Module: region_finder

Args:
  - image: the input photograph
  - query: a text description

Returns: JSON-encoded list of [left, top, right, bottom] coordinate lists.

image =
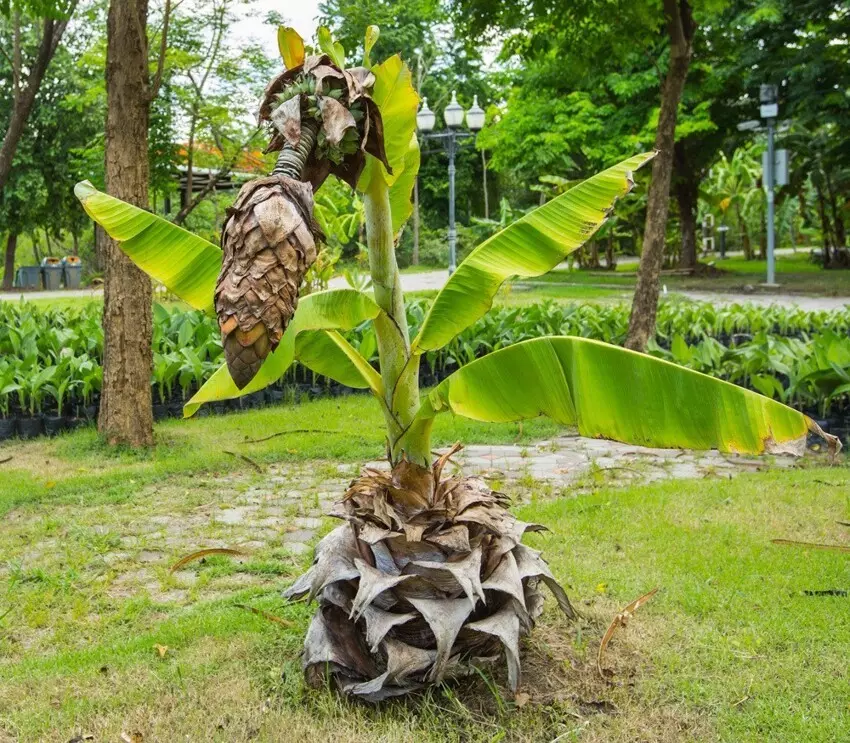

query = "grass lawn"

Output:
[[1, 395, 848, 741], [538, 252, 850, 296], [406, 283, 629, 306]]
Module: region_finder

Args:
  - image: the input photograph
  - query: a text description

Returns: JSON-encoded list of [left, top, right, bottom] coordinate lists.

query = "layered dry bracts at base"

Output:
[[284, 447, 575, 701], [215, 177, 322, 389]]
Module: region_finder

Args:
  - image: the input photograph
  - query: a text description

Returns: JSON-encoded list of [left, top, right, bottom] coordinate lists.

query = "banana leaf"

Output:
[[412, 152, 655, 354], [407, 336, 837, 456], [74, 181, 221, 313], [184, 289, 382, 416], [357, 54, 419, 192]]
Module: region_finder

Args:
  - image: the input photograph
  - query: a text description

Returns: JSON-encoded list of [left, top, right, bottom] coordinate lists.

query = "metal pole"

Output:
[[412, 176, 420, 265], [766, 118, 776, 284], [447, 131, 457, 275]]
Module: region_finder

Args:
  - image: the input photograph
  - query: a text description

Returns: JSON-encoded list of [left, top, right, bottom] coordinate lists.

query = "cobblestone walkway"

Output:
[[263, 435, 799, 555], [1, 437, 800, 622]]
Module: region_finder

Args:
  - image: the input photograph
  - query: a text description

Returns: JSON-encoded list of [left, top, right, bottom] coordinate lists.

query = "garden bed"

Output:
[[2, 298, 849, 445]]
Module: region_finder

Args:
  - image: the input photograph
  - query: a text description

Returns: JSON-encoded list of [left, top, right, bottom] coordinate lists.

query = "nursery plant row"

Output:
[[1, 299, 848, 442]]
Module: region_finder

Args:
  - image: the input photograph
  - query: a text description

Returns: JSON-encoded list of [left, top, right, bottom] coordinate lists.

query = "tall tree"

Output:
[[0, 0, 77, 194], [165, 0, 273, 226], [625, 0, 695, 350], [98, 0, 170, 446], [452, 0, 710, 350]]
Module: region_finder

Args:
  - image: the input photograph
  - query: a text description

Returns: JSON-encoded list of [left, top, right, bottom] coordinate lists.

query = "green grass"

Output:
[[0, 294, 103, 310], [523, 468, 850, 742], [536, 252, 850, 297], [0, 393, 562, 518], [0, 391, 848, 741], [400, 263, 444, 274]]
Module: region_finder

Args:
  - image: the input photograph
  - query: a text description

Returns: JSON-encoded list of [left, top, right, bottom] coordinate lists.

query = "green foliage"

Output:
[[0, 5, 104, 250], [412, 152, 655, 353], [5, 296, 848, 435], [410, 335, 811, 455], [75, 181, 222, 312]]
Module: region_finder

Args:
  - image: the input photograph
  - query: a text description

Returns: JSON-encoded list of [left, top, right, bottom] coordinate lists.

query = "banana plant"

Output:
[[75, 26, 840, 702]]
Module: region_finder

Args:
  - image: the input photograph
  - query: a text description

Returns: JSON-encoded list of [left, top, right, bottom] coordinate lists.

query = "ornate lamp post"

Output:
[[417, 92, 485, 274]]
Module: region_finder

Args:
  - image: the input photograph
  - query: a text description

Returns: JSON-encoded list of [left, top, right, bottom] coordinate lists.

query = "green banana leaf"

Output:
[[357, 54, 419, 193], [411, 152, 656, 354], [295, 330, 383, 392], [388, 133, 420, 234], [183, 288, 381, 417], [74, 181, 222, 313], [409, 336, 825, 456]]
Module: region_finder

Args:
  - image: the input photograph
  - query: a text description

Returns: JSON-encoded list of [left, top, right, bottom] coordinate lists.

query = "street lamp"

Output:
[[416, 91, 484, 274], [760, 84, 779, 286], [736, 85, 788, 286]]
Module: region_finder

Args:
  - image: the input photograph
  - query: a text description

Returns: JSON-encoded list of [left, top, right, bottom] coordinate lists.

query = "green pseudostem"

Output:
[[363, 176, 427, 467], [271, 102, 427, 467]]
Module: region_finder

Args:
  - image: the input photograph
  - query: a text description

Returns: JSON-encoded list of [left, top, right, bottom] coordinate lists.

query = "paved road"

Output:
[[0, 287, 104, 302], [4, 260, 848, 313]]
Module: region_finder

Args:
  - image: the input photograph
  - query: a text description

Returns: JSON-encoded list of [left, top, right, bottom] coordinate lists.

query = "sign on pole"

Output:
[[762, 149, 789, 187]]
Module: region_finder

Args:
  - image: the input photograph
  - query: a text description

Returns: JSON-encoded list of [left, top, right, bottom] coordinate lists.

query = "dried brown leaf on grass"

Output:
[[234, 603, 295, 627], [771, 539, 850, 553], [170, 548, 245, 573], [222, 450, 264, 472], [596, 587, 658, 680]]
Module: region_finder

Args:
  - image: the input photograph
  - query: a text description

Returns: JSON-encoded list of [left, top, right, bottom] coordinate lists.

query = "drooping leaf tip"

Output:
[[73, 180, 96, 202]]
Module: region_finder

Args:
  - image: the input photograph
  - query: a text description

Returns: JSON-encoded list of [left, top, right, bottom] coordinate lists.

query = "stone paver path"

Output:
[[431, 435, 797, 491], [1, 436, 803, 638]]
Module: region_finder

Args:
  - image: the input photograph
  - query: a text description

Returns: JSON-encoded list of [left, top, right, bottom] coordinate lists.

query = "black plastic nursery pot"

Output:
[[246, 391, 265, 408], [43, 415, 68, 437], [18, 417, 44, 440], [266, 389, 285, 404], [66, 417, 86, 431], [0, 418, 16, 441]]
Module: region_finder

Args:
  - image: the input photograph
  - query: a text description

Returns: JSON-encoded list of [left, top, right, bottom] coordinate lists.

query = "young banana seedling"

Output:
[[75, 25, 839, 702]]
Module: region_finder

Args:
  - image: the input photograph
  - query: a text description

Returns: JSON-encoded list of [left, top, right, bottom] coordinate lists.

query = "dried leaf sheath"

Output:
[[285, 450, 575, 701], [215, 176, 323, 389]]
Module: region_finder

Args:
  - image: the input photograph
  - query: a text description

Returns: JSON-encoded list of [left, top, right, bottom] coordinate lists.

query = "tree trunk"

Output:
[[3, 234, 17, 291], [184, 110, 197, 209], [0, 14, 73, 193], [588, 240, 601, 269], [99, 0, 154, 447], [625, 0, 694, 352], [737, 203, 752, 259], [93, 224, 108, 272], [674, 143, 698, 269], [826, 173, 846, 248], [606, 233, 616, 270]]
